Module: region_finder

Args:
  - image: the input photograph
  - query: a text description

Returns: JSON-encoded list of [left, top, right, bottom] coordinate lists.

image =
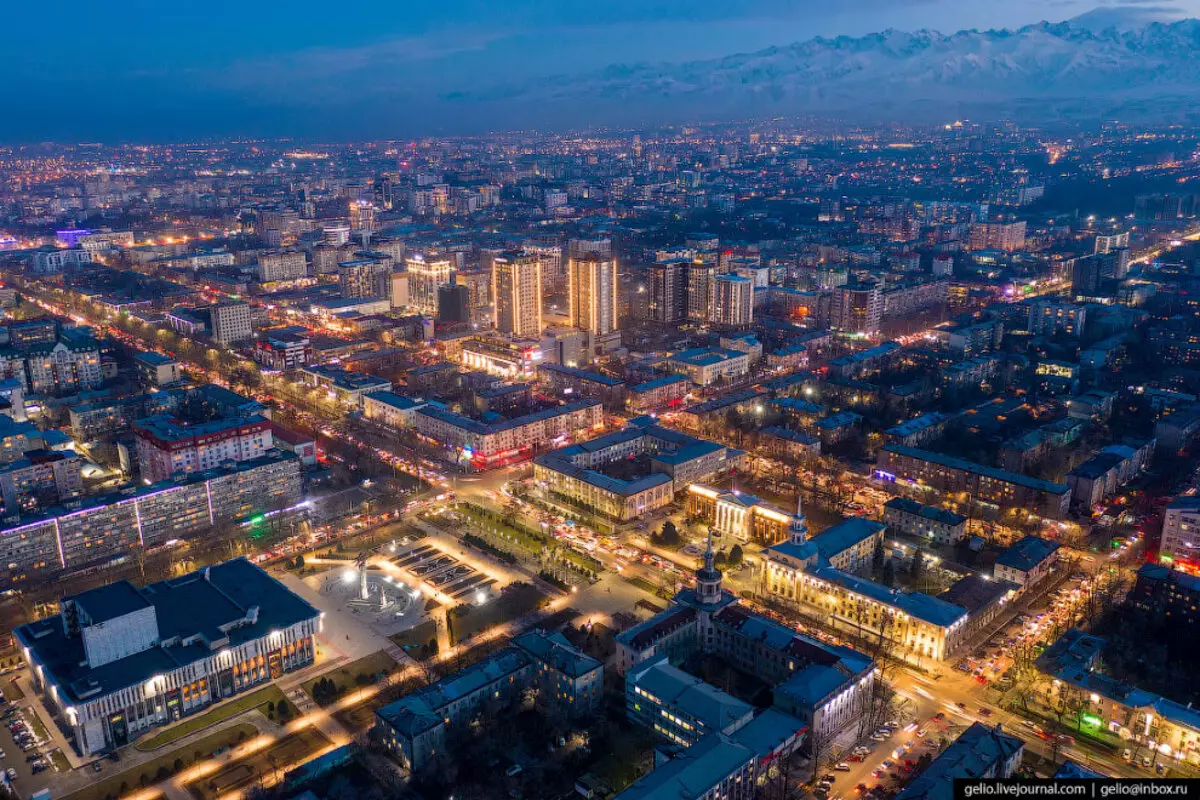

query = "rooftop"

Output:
[[896, 723, 1024, 800], [512, 630, 602, 679], [994, 536, 1060, 573], [881, 444, 1070, 495], [628, 659, 753, 733], [537, 363, 624, 387], [884, 496, 966, 527], [17, 559, 319, 705], [809, 565, 969, 628], [377, 647, 532, 737]]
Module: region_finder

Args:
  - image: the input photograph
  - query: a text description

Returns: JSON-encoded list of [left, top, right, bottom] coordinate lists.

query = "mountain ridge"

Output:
[[444, 18, 1200, 124]]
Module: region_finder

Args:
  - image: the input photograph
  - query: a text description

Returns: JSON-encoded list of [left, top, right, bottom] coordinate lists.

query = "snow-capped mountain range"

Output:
[[449, 19, 1200, 124]]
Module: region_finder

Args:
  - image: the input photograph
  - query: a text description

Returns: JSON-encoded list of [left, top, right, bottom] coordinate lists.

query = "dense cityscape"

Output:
[[0, 82, 1198, 800]]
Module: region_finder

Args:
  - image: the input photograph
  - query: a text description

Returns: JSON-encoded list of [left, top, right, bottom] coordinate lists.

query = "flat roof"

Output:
[[537, 363, 624, 387], [18, 559, 318, 704], [629, 374, 689, 393]]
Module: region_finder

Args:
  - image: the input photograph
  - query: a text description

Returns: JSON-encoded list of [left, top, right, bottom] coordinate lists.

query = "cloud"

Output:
[[1069, 1, 1189, 28], [207, 30, 506, 102]]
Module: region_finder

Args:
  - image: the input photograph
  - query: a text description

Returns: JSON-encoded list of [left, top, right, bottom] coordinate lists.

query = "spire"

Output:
[[789, 493, 808, 545], [695, 526, 724, 605]]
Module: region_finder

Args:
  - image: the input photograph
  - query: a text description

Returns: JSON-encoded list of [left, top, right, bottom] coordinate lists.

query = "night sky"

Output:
[[4, 0, 1195, 141]]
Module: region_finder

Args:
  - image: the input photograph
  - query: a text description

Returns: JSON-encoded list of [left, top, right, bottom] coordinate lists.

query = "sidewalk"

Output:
[[15, 672, 84, 770]]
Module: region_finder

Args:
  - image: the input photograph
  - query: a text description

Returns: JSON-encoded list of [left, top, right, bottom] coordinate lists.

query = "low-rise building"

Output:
[[627, 374, 690, 413], [876, 444, 1071, 519], [416, 399, 604, 470], [299, 365, 392, 408], [133, 352, 181, 387], [1130, 563, 1200, 630], [376, 630, 601, 772], [993, 535, 1060, 589], [882, 497, 967, 545], [667, 348, 752, 387], [536, 363, 626, 411], [534, 421, 741, 520], [895, 723, 1024, 800], [884, 413, 950, 448], [16, 558, 319, 755], [759, 426, 821, 461], [685, 485, 799, 545], [626, 657, 754, 747], [362, 391, 430, 430]]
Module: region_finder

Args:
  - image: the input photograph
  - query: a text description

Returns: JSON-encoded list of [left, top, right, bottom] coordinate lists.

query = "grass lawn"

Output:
[[187, 727, 332, 800], [388, 620, 438, 658], [48, 748, 70, 773], [25, 706, 50, 741], [332, 702, 378, 733], [5, 678, 24, 700], [300, 650, 397, 702], [136, 685, 286, 751], [625, 576, 659, 595], [62, 724, 258, 800], [448, 583, 548, 644], [458, 505, 546, 554]]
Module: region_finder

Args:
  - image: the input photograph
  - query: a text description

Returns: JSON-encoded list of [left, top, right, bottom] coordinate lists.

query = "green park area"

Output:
[[388, 619, 439, 659], [136, 685, 286, 751], [447, 582, 548, 644], [187, 727, 332, 800], [63, 724, 259, 800], [301, 650, 397, 706]]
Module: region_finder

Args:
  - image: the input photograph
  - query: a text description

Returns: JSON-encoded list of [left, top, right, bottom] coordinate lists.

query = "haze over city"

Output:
[[0, 4, 1199, 800], [8, 0, 1200, 139]]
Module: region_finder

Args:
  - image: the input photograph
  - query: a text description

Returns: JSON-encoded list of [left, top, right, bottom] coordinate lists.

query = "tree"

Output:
[[872, 537, 885, 578], [656, 520, 680, 547], [881, 560, 896, 588], [910, 547, 926, 587], [293, 554, 305, 571], [728, 544, 744, 566]]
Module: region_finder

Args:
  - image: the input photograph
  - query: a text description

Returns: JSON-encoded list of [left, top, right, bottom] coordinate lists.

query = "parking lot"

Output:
[[0, 694, 62, 796]]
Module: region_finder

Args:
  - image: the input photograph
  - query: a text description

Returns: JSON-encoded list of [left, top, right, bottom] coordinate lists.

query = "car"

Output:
[[1141, 756, 1153, 768], [5, 768, 15, 781], [956, 702, 967, 710], [836, 763, 852, 771], [979, 707, 993, 717], [871, 769, 884, 779], [822, 774, 837, 784], [92, 762, 103, 773], [849, 755, 865, 762], [856, 784, 869, 794], [1057, 735, 1074, 745], [884, 720, 899, 729], [932, 712, 945, 721], [917, 729, 927, 738], [882, 760, 894, 769], [1021, 720, 1037, 729], [1123, 749, 1133, 762], [871, 735, 887, 742]]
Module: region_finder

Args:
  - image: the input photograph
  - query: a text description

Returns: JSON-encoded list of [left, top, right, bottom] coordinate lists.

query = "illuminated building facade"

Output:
[[16, 558, 319, 755], [685, 485, 797, 545], [493, 252, 543, 338]]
